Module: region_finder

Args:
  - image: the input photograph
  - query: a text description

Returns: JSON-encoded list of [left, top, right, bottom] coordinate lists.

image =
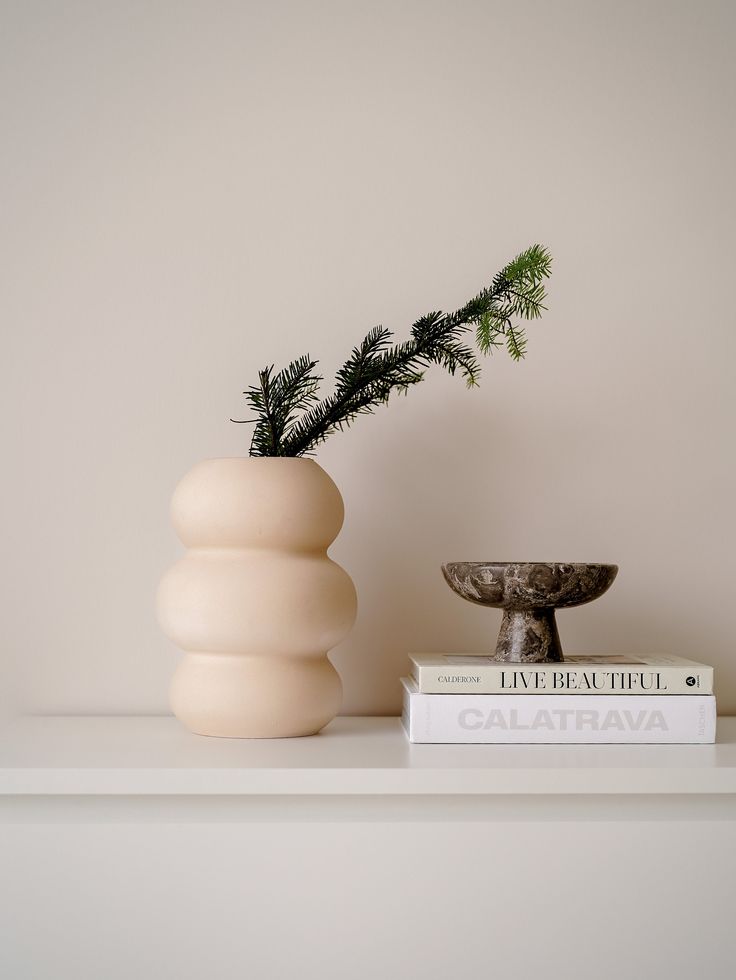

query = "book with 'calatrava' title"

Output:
[[409, 654, 713, 695], [400, 677, 717, 744]]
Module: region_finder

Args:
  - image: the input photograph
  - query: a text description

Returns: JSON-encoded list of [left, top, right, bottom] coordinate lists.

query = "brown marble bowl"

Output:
[[441, 562, 618, 663]]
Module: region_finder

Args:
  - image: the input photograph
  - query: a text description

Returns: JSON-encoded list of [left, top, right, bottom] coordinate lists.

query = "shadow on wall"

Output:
[[327, 395, 531, 714], [326, 394, 729, 715]]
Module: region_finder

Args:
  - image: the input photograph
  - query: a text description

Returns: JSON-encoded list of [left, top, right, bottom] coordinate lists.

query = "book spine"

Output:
[[411, 664, 713, 695], [402, 685, 717, 744]]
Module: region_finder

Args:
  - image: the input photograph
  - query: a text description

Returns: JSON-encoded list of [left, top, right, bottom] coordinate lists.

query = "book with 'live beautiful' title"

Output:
[[409, 654, 714, 695]]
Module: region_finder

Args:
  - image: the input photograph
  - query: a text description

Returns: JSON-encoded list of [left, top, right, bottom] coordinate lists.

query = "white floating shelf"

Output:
[[1, 716, 735, 797]]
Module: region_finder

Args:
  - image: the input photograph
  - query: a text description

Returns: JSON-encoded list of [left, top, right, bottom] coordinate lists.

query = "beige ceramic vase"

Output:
[[157, 458, 357, 737]]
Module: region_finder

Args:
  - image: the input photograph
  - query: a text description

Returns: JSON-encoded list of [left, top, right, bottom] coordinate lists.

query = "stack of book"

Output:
[[402, 654, 716, 743]]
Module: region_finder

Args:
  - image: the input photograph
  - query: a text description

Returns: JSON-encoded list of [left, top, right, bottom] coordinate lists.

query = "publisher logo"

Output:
[[686, 676, 697, 687]]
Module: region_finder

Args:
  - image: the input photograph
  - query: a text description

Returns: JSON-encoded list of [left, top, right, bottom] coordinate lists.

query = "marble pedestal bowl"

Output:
[[441, 562, 618, 664]]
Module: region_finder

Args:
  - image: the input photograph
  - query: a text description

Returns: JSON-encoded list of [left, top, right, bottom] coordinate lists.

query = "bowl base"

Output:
[[495, 608, 564, 663]]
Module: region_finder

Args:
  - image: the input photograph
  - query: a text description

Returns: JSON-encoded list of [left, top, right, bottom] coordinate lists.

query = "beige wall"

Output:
[[2, 0, 735, 717]]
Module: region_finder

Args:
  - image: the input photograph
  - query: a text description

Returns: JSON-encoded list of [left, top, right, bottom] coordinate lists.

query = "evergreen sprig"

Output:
[[244, 356, 322, 457], [235, 245, 552, 456]]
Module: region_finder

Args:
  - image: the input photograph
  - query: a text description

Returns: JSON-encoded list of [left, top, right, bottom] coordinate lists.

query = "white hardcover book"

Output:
[[401, 678, 717, 744], [409, 653, 714, 695]]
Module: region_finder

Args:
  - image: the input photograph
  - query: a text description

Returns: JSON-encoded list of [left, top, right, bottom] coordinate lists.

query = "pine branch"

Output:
[[237, 244, 552, 456], [505, 324, 527, 361], [238, 356, 322, 456], [280, 340, 427, 457], [474, 244, 551, 355]]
